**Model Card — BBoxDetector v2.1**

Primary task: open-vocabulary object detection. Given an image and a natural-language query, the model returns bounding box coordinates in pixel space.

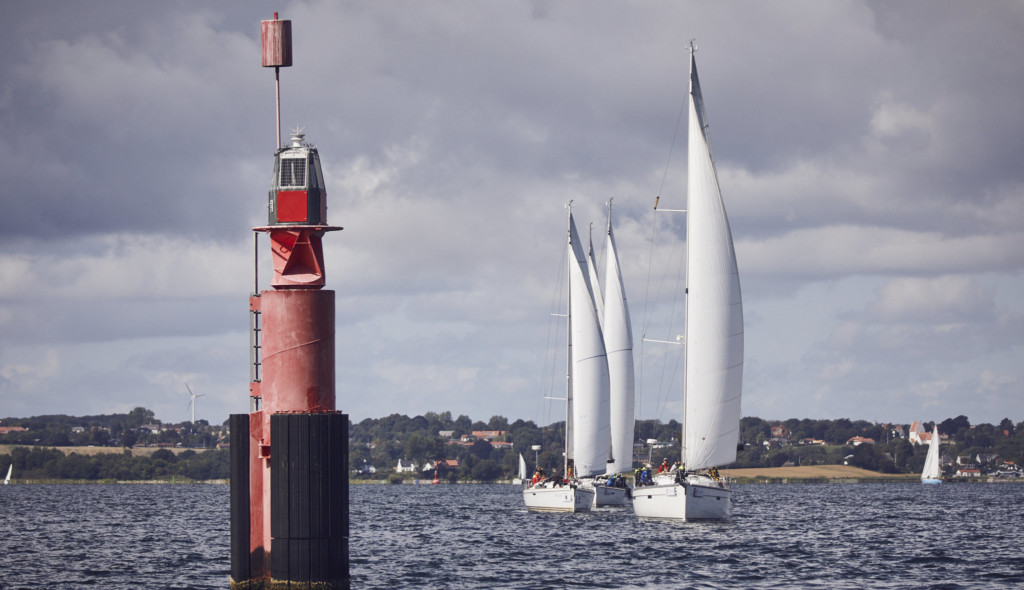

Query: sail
[518,453,528,480]
[587,234,605,333]
[683,54,744,470]
[603,217,635,475]
[568,213,612,477]
[921,426,941,481]
[3,463,11,484]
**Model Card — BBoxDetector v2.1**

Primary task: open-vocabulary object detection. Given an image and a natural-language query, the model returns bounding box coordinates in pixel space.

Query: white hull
[632,476,731,520]
[922,478,942,485]
[592,485,630,507]
[523,484,595,513]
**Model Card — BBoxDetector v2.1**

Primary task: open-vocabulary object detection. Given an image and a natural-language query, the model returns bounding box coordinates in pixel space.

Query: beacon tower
[230,14,349,590]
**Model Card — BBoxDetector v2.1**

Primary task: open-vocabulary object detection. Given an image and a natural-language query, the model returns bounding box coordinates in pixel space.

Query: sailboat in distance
[524,206,606,512]
[3,463,11,485]
[921,426,942,484]
[633,42,743,521]
[513,453,527,485]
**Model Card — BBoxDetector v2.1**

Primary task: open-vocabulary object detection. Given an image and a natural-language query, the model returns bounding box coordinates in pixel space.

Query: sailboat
[513,453,527,485]
[3,463,11,485]
[584,202,634,507]
[523,207,608,512]
[921,426,942,484]
[633,43,743,521]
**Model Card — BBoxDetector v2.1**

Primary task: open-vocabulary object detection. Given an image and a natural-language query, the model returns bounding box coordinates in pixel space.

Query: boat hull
[592,485,630,507]
[523,484,595,513]
[632,480,731,520]
[921,478,942,485]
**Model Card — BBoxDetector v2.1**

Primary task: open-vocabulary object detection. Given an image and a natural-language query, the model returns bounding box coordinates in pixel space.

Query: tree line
[3,409,1022,481]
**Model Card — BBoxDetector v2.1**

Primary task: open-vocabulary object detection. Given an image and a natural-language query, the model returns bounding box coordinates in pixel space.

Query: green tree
[471,459,503,482]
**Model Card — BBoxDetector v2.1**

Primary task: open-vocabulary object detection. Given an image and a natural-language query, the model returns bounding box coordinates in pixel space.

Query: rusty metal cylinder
[260,289,335,414]
[261,19,293,68]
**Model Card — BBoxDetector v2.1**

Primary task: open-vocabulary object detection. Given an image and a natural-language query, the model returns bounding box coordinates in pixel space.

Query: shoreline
[5,465,1020,485]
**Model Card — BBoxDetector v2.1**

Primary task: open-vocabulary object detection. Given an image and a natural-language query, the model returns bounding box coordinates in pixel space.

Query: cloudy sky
[2,1,1022,429]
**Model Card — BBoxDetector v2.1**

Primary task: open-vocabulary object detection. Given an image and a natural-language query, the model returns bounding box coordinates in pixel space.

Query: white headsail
[603,206,635,475]
[683,53,744,470]
[587,230,605,333]
[568,213,612,477]
[921,426,941,481]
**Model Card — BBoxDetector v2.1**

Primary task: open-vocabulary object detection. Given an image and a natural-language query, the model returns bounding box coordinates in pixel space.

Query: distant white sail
[603,214,635,475]
[921,426,941,482]
[568,213,611,478]
[518,453,528,481]
[682,53,744,470]
[3,463,11,485]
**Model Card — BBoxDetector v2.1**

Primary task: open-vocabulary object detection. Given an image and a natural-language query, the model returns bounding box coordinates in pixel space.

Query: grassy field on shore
[721,465,916,481]
[0,444,212,457]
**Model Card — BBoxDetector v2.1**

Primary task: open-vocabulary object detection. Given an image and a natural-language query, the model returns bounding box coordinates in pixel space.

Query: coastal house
[395,459,418,473]
[908,421,926,444]
[770,425,790,439]
[438,430,455,439]
[472,430,506,441]
[846,436,875,446]
[954,467,981,478]
[975,453,1000,465]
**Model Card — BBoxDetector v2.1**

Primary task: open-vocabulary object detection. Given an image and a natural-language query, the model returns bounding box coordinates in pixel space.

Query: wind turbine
[185,383,206,425]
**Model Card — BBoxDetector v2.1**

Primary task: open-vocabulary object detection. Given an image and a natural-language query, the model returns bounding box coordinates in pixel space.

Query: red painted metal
[261,19,292,68]
[275,190,309,222]
[260,289,336,414]
[267,228,327,288]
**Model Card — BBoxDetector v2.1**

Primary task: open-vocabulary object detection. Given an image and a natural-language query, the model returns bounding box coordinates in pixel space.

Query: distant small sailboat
[513,453,527,485]
[3,463,11,485]
[921,426,942,484]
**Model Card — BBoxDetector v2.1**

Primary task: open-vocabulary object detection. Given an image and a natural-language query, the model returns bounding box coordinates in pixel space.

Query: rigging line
[539,226,570,430]
[657,77,689,202]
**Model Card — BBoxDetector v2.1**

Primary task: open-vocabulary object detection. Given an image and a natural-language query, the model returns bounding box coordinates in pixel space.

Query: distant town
[1,409,1021,482]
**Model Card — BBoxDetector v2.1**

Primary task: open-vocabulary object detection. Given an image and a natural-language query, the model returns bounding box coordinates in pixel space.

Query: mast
[681,40,695,468]
[564,202,573,478]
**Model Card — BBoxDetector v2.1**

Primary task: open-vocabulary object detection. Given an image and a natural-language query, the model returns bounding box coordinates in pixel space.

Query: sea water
[1,482,1021,589]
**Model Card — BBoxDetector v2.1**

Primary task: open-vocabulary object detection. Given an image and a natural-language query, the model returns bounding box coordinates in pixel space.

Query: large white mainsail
[682,50,743,470]
[567,213,612,478]
[921,426,941,483]
[603,204,636,475]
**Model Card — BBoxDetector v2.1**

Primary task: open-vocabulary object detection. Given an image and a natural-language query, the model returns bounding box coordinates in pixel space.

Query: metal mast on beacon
[230,13,350,590]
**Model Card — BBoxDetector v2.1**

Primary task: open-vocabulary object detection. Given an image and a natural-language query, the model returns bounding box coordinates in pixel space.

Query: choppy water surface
[1,482,1021,589]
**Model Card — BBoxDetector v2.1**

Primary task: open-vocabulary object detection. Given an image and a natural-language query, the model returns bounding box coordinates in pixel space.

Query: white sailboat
[587,202,634,507]
[633,43,743,521]
[513,453,527,485]
[921,426,942,484]
[3,463,11,485]
[524,207,607,512]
